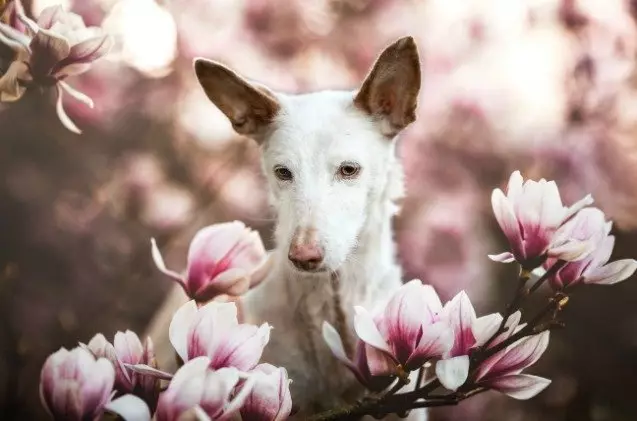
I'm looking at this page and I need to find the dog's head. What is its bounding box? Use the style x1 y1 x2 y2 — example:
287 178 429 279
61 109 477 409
194 37 421 273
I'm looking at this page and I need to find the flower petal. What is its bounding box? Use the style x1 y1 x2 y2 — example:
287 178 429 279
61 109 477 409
151 238 187 286
169 300 199 362
489 374 551 400
435 355 470 391
365 344 397 376
0 60 29 102
59 81 94 108
353 306 392 354
488 252 516 263
473 313 504 347
407 322 454 369
584 259 637 285
548 239 594 262
562 194 594 223
29 28 71 78
105 394 151 421
491 188 523 259
55 84 82 134
0 21 31 53
322 321 354 368
441 291 476 357
123 363 173 381
37 5 65 30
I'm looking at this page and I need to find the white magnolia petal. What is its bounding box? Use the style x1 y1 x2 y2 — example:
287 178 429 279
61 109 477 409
474 313 504 347
151 238 186 283
548 239 594 262
506 171 524 202
105 394 151 421
585 259 637 285
59 81 94 108
353 306 392 354
169 300 198 362
488 252 516 263
321 321 352 366
435 356 470 391
490 374 552 400
123 363 173 380
491 189 523 255
562 194 594 222
55 84 82 134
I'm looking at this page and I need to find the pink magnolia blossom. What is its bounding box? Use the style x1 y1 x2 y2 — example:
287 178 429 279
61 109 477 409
155 356 254 421
539 207 637 290
239 363 292 421
473 315 551 400
152 221 269 303
85 330 160 410
351 279 453 376
489 170 595 268
40 346 150 421
169 300 271 370
435 291 503 391
322 322 394 392
0 2 112 133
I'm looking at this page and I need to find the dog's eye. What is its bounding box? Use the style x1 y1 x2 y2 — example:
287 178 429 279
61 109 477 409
274 166 293 181
338 162 361 179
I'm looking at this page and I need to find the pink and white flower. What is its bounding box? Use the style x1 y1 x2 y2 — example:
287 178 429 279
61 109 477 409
351 280 453 376
85 330 160 410
155 356 254 421
169 300 271 370
435 291 503 391
240 363 292 421
489 171 594 268
40 346 150 421
474 328 551 400
152 221 269 303
322 322 394 392
539 207 637 290
0 2 113 133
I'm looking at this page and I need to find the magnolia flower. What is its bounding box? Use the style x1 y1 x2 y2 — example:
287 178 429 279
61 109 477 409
538 208 637 290
155 356 254 421
351 280 453 376
85 330 160 410
0 2 112 133
322 322 394 391
474 328 551 400
489 171 594 269
170 300 271 370
435 291 503 391
152 221 269 303
40 346 150 421
240 363 292 421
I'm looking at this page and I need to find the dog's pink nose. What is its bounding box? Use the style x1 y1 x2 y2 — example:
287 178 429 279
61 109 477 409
288 229 324 271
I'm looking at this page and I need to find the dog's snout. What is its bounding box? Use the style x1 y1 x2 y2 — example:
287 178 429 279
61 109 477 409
288 227 324 271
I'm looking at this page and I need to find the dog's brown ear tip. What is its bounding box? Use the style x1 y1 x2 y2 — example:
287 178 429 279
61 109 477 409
394 36 417 50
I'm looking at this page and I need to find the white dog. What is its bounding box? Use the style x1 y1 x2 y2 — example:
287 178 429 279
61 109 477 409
151 37 425 420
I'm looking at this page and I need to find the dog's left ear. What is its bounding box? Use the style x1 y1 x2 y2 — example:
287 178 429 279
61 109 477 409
354 36 421 137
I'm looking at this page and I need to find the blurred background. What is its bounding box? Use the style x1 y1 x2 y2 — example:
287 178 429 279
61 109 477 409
2 0 637 419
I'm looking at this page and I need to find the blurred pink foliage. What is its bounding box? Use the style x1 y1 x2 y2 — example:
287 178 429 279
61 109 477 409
3 0 637 419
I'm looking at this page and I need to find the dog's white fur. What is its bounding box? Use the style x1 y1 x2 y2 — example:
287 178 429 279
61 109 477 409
191 37 424 420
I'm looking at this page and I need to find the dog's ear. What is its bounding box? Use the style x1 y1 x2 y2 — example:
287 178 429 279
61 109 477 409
194 58 280 140
354 36 421 137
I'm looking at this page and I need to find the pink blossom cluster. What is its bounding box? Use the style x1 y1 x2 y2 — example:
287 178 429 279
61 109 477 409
323 170 637 409
39 221 290 420
0 0 112 133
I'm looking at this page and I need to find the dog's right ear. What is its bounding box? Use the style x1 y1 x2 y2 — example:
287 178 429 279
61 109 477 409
194 58 280 140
